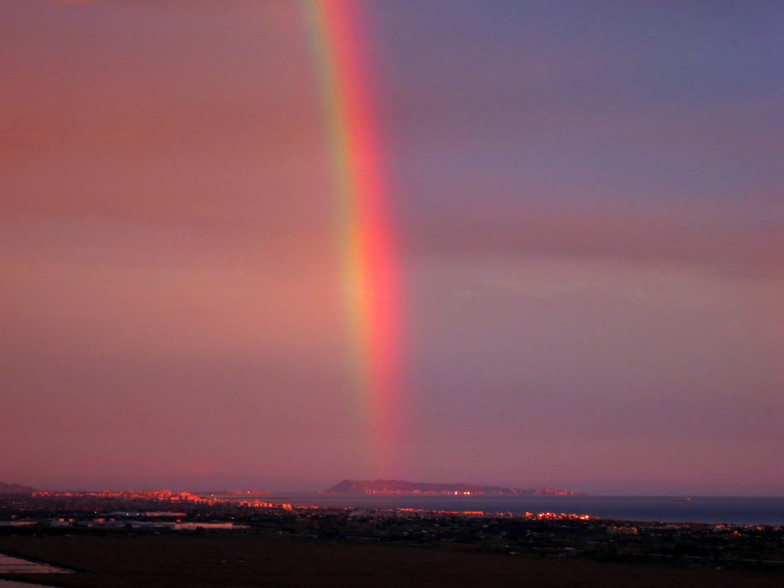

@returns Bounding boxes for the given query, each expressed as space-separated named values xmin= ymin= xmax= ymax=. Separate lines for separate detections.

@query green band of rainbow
xmin=301 ymin=0 xmax=400 ymax=475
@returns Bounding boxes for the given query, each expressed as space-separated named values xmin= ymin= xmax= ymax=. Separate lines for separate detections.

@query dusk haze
xmin=3 ymin=0 xmax=783 ymax=497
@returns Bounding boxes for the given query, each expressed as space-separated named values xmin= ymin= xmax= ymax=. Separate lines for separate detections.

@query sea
xmin=215 ymin=494 xmax=784 ymax=526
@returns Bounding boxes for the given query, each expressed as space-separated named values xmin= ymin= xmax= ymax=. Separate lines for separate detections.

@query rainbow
xmin=301 ymin=0 xmax=401 ymax=475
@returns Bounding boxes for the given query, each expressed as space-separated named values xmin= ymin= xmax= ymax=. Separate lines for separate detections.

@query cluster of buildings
xmin=236 ymin=499 xmax=293 ymax=510
xmin=48 ymin=517 xmax=248 ymax=531
xmin=32 ymin=490 xmax=216 ymax=503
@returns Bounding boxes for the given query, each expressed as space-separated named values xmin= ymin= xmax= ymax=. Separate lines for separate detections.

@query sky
xmin=2 ymin=0 xmax=783 ymax=495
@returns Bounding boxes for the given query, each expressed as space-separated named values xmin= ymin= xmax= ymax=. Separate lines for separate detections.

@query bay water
xmin=222 ymin=494 xmax=784 ymax=526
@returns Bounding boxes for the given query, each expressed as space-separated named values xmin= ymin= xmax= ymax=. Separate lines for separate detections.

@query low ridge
xmin=324 ymin=479 xmax=584 ymax=495
xmin=0 ymin=481 xmax=36 ymax=494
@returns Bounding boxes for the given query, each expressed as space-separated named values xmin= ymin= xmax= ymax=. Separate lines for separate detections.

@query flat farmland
xmin=1 ymin=533 xmax=783 ymax=588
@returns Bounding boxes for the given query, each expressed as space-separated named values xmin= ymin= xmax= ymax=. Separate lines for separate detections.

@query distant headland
xmin=323 ymin=479 xmax=585 ymax=496
xmin=0 ymin=481 xmax=36 ymax=494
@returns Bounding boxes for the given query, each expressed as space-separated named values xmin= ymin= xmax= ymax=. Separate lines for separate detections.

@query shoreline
xmin=2 ymin=490 xmax=783 ymax=586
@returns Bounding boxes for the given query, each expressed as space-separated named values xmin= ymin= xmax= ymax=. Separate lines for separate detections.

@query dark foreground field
xmin=1 ymin=534 xmax=783 ymax=588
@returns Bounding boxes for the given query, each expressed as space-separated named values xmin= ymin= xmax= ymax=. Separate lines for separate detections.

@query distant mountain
xmin=324 ymin=479 xmax=585 ymax=496
xmin=0 ymin=481 xmax=36 ymax=494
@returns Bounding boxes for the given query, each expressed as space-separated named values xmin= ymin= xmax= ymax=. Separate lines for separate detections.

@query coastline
xmin=214 ymin=493 xmax=784 ymax=527
xmin=2 ymin=491 xmax=783 ymax=587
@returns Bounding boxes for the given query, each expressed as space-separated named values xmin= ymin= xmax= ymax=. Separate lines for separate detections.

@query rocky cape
xmin=324 ymin=479 xmax=585 ymax=496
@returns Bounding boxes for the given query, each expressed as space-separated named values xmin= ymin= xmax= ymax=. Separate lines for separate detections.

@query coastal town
xmin=2 ymin=489 xmax=783 ymax=578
